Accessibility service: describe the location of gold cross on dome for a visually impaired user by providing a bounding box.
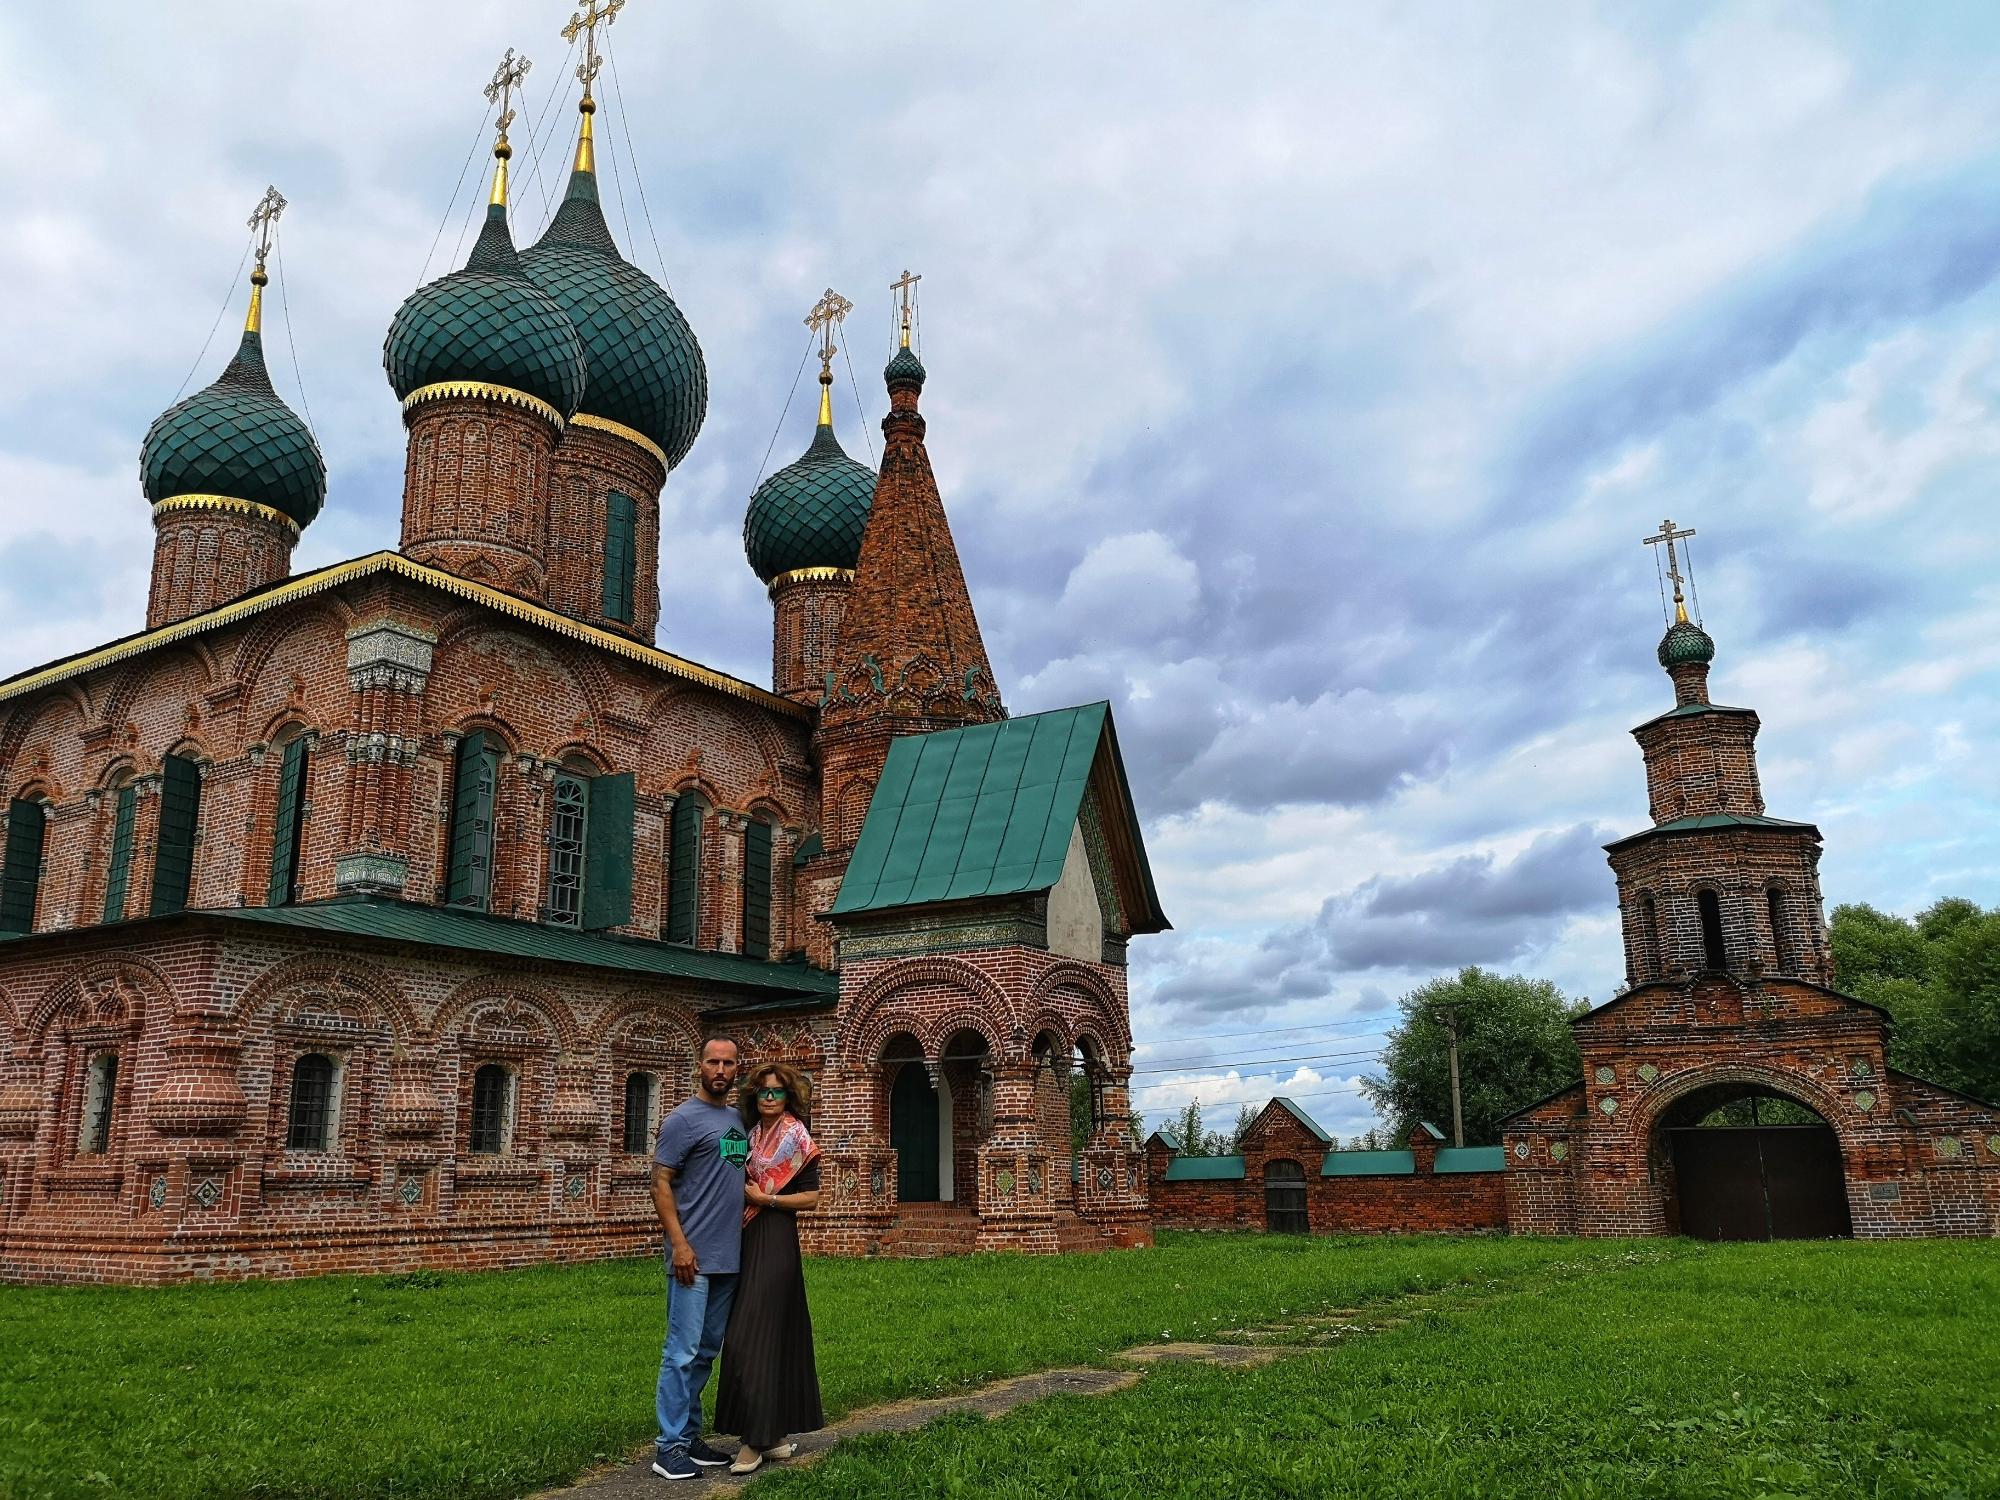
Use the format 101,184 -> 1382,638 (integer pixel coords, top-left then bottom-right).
1643,517 -> 1697,623
484,48 -> 533,143
805,288 -> 854,376
890,268 -> 921,346
564,0 -> 626,96
246,185 -> 286,274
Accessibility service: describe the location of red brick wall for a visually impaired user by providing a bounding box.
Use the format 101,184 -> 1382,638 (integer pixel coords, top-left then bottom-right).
148,505 -> 297,630
399,398 -> 557,599
544,425 -> 665,643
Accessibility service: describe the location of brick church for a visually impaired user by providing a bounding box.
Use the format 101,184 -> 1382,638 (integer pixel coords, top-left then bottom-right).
0,51 -> 1166,1284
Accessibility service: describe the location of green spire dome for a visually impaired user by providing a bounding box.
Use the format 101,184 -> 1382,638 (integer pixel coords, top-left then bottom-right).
140,321 -> 326,528
520,113 -> 707,467
885,344 -> 926,391
743,383 -> 876,584
1658,618 -> 1716,668
383,203 -> 586,418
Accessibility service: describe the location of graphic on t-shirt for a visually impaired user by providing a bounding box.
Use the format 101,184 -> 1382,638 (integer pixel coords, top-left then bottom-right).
719,1126 -> 750,1169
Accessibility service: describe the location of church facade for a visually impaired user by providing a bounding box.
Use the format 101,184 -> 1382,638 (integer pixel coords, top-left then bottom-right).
0,69 -> 1164,1285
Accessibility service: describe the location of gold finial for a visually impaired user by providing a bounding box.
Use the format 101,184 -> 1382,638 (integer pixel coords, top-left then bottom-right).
890,268 -> 921,350
564,0 -> 625,104
1643,517 -> 1698,624
244,185 -> 286,334
805,288 -> 854,426
484,49 -> 533,207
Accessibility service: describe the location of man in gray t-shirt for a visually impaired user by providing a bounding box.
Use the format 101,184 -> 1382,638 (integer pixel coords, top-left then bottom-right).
650,1037 -> 748,1478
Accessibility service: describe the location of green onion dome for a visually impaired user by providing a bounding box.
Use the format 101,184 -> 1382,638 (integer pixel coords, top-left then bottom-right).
1658,618 -> 1716,668
520,156 -> 707,468
140,319 -> 326,528
743,388 -> 875,584
885,344 -> 926,392
383,203 -> 586,419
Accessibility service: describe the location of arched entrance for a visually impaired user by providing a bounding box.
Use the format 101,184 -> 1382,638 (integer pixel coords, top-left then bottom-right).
1264,1158 -> 1308,1233
1656,1083 -> 1851,1241
885,1038 -> 941,1204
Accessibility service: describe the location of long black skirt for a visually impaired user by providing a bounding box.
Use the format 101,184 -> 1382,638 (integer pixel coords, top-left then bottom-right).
715,1164 -> 823,1450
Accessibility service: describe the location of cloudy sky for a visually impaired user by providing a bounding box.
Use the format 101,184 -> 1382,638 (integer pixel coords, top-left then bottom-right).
5,3 -> 2000,1141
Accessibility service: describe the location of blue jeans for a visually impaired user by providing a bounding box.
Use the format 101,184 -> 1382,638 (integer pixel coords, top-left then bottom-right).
656,1269 -> 737,1451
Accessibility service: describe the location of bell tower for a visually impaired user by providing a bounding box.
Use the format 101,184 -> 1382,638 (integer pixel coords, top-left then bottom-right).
1605,520 -> 1832,989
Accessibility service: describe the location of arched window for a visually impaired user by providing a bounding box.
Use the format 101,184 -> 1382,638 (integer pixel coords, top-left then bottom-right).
287,1053 -> 338,1151
101,775 -> 138,924
0,795 -> 48,934
665,794 -> 704,944
1767,887 -> 1793,974
545,760 -> 636,931
469,1064 -> 515,1155
445,731 -> 501,911
742,816 -> 774,960
622,1071 -> 657,1154
1264,1159 -> 1308,1234
603,491 -> 638,625
79,1052 -> 118,1155
149,752 -> 202,916
546,768 -> 591,928
1636,893 -> 1661,980
267,733 -> 311,908
1696,889 -> 1727,971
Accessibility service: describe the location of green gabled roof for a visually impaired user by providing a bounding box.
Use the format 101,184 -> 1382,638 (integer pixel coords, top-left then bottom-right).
1321,1149 -> 1415,1177
217,896 -> 836,998
1266,1097 -> 1332,1144
1604,812 -> 1819,853
831,701 -> 1168,930
1162,1154 -> 1245,1182
1434,1146 -> 1507,1174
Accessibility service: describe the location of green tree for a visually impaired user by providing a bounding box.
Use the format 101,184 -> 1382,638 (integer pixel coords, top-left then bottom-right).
1361,968 -> 1587,1146
1831,899 -> 2000,1101
1170,1099 -> 1206,1156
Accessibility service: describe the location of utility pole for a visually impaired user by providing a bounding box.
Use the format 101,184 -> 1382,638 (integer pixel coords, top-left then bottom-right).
1441,1007 -> 1465,1149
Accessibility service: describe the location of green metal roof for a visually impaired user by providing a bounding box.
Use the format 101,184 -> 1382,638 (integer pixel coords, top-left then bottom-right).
1605,812 -> 1819,852
1635,701 -> 1755,729
1321,1150 -> 1415,1177
831,702 -> 1167,929
1434,1146 -> 1507,1174
1162,1154 -> 1245,1182
215,896 -> 836,998
1268,1097 -> 1332,1144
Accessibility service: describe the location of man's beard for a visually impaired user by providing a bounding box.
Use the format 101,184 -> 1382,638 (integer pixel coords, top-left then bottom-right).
701,1074 -> 733,1099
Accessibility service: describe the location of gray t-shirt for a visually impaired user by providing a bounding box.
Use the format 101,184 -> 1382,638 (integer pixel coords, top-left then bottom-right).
654,1095 -> 748,1275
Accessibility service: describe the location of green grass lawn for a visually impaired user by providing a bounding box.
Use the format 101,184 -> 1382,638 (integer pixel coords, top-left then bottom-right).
0,1235 -> 1993,1499
755,1239 -> 2000,1500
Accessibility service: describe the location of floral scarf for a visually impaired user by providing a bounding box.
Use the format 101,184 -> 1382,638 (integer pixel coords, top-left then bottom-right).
744,1112 -> 818,1226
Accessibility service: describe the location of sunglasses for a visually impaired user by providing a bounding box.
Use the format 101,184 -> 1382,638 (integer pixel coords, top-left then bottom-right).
755,1087 -> 787,1102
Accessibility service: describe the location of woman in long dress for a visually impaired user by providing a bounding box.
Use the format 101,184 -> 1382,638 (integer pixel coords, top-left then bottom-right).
716,1061 -> 824,1476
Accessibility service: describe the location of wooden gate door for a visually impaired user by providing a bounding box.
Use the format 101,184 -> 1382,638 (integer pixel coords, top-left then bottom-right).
1669,1125 -> 1851,1240
890,1063 -> 940,1203
1264,1159 -> 1309,1233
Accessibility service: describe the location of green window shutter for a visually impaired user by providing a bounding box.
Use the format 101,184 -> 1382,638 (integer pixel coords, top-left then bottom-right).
444,732 -> 498,910
149,754 -> 202,916
266,737 -> 310,907
742,817 -> 773,960
603,492 -> 637,624
665,795 -> 702,944
0,799 -> 46,933
101,785 -> 136,924
582,771 -> 635,930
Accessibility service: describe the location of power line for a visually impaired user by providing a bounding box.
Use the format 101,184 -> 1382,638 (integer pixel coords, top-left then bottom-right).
1135,1020 -> 1393,1067
1132,1011 -> 1399,1050
1129,1046 -> 1383,1079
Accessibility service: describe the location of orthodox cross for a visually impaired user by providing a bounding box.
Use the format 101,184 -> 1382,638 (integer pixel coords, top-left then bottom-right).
1643,517 -> 1697,623
246,185 -> 286,277
805,287 -> 853,377
890,268 -> 921,347
564,0 -> 626,98
484,48 -> 533,144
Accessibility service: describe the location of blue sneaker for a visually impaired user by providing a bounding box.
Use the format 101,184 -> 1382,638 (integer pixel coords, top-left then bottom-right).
687,1437 -> 731,1468
651,1444 -> 696,1481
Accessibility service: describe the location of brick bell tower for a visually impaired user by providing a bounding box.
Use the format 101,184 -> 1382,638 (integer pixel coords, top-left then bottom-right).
140,188 -> 326,628
520,87 -> 707,642
1606,520 -> 1832,987
383,87 -> 586,602
743,288 -> 877,703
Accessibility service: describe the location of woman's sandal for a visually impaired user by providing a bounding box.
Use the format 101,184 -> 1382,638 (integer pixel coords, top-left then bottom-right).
762,1443 -> 797,1461
727,1450 -> 764,1476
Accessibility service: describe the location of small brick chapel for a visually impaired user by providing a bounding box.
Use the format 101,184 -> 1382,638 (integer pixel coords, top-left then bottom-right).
0,41 -> 1167,1284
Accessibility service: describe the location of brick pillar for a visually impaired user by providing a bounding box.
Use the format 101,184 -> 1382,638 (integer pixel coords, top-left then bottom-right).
799,1058 -> 897,1255
335,622 -> 436,897
974,1061 -> 1057,1252
544,422 -> 666,641
148,501 -> 298,629
1077,1063 -> 1151,1245
709,810 -> 746,954
399,395 -> 558,600
769,569 -> 853,702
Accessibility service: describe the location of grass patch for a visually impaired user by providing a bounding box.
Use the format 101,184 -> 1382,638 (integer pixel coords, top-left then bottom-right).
753,1239 -> 2000,1499
0,1234 -> 1620,1500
